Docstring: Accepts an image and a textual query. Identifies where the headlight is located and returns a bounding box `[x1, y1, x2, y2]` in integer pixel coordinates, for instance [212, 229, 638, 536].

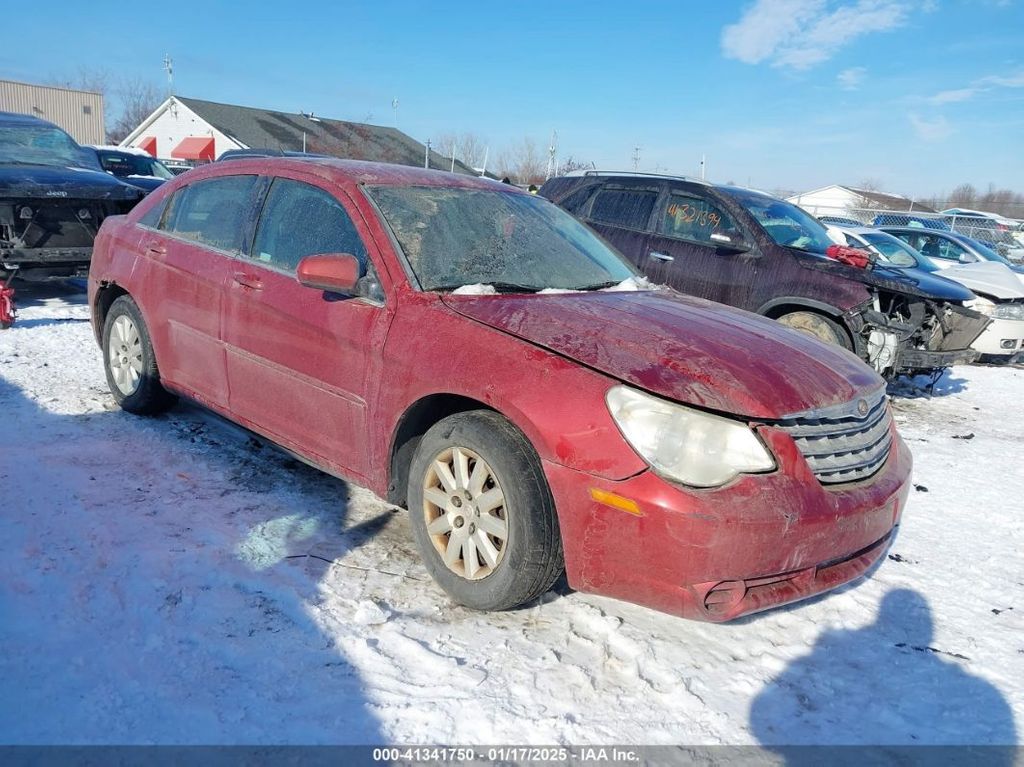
[991, 302, 1024, 321]
[605, 385, 775, 488]
[965, 296, 994, 316]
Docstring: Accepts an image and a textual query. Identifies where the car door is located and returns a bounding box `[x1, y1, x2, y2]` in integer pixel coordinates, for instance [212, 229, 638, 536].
[580, 184, 660, 272]
[139, 174, 259, 409]
[222, 173, 392, 479]
[643, 190, 759, 308]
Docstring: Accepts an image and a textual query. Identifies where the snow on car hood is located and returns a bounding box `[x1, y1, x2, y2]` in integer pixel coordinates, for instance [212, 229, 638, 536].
[941, 261, 1024, 300]
[442, 290, 882, 419]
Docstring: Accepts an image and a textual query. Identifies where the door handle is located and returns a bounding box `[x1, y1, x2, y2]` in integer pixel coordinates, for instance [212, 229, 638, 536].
[233, 272, 263, 290]
[649, 251, 674, 262]
[145, 243, 167, 257]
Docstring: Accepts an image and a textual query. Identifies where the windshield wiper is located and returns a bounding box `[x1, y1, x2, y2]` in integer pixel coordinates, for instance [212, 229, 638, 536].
[431, 281, 542, 294]
[573, 280, 625, 291]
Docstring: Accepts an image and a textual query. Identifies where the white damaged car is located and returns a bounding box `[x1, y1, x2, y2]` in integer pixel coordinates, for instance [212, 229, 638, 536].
[830, 226, 1024, 361]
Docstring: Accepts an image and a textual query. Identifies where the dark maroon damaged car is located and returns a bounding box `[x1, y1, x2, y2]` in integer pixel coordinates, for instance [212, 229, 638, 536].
[540, 172, 989, 379]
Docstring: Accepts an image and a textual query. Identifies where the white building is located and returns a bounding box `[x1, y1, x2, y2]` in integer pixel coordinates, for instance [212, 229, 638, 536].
[119, 95, 477, 173]
[787, 185, 936, 221]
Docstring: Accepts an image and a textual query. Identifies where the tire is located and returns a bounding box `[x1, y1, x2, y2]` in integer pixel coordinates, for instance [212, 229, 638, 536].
[407, 410, 564, 611]
[102, 295, 176, 415]
[776, 310, 852, 350]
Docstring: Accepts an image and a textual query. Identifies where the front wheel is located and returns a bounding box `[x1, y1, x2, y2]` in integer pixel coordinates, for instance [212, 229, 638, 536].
[407, 410, 564, 611]
[776, 310, 852, 350]
[102, 295, 176, 415]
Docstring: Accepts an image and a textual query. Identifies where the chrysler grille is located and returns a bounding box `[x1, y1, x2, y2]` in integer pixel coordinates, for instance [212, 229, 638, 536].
[773, 390, 893, 485]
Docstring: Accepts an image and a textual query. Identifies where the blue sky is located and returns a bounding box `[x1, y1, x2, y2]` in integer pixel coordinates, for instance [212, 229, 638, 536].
[2, 0, 1021, 198]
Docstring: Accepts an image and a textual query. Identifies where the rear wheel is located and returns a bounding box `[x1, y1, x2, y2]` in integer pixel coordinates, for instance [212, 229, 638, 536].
[776, 310, 851, 350]
[102, 295, 176, 415]
[407, 410, 564, 611]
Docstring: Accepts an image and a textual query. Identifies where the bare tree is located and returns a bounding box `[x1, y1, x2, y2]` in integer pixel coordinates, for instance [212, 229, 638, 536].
[946, 183, 977, 208]
[433, 131, 488, 170]
[856, 178, 883, 191]
[558, 156, 595, 174]
[497, 137, 546, 185]
[107, 78, 162, 143]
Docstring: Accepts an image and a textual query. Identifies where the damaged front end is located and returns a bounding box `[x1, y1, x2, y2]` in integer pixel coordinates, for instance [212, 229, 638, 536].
[857, 291, 989, 378]
[0, 197, 137, 282]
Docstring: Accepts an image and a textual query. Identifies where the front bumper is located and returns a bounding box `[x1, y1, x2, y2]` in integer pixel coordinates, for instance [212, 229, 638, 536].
[544, 426, 912, 622]
[1, 246, 92, 280]
[971, 317, 1024, 357]
[895, 347, 978, 372]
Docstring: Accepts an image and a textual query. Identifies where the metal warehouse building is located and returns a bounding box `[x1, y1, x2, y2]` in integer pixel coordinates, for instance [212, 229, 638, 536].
[0, 79, 105, 144]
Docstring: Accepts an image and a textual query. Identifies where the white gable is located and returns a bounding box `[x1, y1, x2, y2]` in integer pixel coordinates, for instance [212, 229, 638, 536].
[118, 97, 245, 162]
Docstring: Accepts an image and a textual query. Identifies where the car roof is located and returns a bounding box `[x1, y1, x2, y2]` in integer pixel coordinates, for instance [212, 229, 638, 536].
[0, 110, 60, 129]
[834, 225, 878, 236]
[180, 156, 518, 192]
[563, 169, 711, 186]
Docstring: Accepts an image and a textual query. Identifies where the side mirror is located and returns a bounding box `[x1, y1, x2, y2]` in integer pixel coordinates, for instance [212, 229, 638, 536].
[297, 253, 362, 294]
[958, 253, 977, 264]
[710, 232, 751, 253]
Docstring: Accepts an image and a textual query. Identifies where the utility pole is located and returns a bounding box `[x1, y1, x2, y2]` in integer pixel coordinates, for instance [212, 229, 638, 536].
[163, 55, 174, 98]
[424, 139, 431, 169]
[392, 98, 399, 128]
[546, 130, 558, 180]
[480, 146, 489, 177]
[632, 146, 641, 172]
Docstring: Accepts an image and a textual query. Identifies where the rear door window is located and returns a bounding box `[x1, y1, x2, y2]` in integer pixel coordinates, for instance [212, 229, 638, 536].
[588, 188, 658, 230]
[896, 232, 964, 263]
[164, 175, 258, 252]
[250, 178, 368, 273]
[661, 193, 740, 246]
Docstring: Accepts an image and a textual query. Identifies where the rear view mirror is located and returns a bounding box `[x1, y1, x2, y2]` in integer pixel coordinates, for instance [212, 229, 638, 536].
[297, 253, 362, 294]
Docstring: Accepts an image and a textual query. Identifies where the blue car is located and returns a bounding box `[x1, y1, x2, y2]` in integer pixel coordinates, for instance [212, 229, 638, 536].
[880, 227, 1024, 276]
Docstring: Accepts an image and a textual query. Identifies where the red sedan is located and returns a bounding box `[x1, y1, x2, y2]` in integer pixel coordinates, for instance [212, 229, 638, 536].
[88, 158, 912, 622]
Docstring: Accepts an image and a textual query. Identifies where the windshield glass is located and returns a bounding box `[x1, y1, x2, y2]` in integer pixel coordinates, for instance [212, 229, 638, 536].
[98, 151, 174, 179]
[968, 237, 1015, 266]
[0, 124, 97, 169]
[366, 185, 638, 292]
[722, 188, 835, 253]
[861, 232, 935, 271]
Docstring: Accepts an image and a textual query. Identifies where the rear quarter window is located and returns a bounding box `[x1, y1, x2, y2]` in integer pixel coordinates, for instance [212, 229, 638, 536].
[588, 188, 658, 230]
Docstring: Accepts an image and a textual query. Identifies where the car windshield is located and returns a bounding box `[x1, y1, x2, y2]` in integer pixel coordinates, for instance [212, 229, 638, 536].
[967, 237, 1015, 266]
[722, 188, 835, 253]
[0, 124, 98, 169]
[366, 185, 638, 292]
[98, 151, 174, 179]
[861, 232, 935, 271]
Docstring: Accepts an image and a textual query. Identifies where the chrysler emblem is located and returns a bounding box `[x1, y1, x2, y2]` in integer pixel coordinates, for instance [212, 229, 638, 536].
[857, 399, 869, 416]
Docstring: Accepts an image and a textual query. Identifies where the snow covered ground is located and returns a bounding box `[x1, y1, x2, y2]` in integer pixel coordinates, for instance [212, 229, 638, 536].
[1, 283, 1021, 747]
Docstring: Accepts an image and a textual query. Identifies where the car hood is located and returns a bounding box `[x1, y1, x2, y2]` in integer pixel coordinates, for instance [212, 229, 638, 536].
[875, 265, 975, 301]
[117, 174, 166, 193]
[0, 164, 143, 201]
[941, 261, 1024, 299]
[791, 248, 961, 301]
[442, 290, 882, 419]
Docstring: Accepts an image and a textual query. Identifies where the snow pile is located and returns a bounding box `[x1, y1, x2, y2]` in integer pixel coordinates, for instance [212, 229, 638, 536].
[0, 283, 1020, 746]
[451, 284, 497, 295]
[92, 144, 152, 156]
[602, 275, 660, 292]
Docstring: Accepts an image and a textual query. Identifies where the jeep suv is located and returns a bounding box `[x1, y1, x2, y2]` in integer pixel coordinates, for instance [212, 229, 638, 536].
[540, 172, 988, 378]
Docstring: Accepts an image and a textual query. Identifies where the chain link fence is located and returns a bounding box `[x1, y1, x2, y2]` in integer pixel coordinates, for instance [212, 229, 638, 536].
[791, 201, 1024, 259]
